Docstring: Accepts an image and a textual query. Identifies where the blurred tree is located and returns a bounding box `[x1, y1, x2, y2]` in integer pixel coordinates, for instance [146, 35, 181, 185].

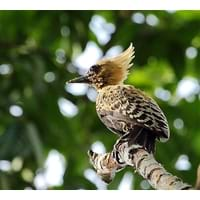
[0, 11, 199, 189]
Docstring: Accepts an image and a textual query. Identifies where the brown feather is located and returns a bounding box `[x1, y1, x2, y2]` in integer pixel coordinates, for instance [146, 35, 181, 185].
[97, 43, 135, 84]
[96, 85, 170, 153]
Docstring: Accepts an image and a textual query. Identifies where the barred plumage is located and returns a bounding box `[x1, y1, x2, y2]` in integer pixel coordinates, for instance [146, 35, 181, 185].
[96, 85, 169, 152]
[68, 43, 170, 153]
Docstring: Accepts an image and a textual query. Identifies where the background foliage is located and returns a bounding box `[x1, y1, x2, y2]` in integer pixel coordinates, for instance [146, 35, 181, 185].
[0, 11, 200, 190]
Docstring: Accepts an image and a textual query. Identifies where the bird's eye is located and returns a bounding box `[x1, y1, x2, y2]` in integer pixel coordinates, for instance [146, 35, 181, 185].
[90, 65, 101, 73]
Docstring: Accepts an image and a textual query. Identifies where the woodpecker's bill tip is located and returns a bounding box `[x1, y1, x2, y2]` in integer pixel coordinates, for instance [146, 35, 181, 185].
[67, 76, 89, 84]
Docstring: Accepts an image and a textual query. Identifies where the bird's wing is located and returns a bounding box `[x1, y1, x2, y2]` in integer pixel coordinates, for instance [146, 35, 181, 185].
[96, 85, 169, 142]
[121, 86, 170, 141]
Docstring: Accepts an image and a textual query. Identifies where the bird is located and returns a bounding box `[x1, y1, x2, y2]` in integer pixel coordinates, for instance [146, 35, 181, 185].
[68, 43, 170, 153]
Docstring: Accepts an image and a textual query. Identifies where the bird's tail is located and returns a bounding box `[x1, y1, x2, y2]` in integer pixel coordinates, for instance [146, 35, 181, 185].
[127, 126, 156, 153]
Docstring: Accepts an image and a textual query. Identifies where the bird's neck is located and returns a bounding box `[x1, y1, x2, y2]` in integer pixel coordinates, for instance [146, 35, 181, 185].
[96, 84, 117, 92]
[96, 84, 126, 94]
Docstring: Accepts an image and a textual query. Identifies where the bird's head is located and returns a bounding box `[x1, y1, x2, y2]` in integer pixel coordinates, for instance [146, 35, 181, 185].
[68, 43, 135, 90]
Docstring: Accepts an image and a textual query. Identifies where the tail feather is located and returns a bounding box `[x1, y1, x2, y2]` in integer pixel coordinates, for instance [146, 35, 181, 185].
[127, 126, 156, 153]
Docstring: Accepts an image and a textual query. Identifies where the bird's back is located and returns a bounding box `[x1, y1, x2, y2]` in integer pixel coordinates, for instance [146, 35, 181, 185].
[96, 85, 169, 152]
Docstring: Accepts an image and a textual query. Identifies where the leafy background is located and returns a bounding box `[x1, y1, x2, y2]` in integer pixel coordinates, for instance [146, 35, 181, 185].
[0, 11, 200, 189]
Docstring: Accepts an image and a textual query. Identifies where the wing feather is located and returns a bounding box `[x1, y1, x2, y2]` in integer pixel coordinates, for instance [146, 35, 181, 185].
[96, 85, 170, 142]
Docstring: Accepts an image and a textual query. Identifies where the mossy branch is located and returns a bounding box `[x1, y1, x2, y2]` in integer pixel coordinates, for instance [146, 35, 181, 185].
[88, 140, 193, 190]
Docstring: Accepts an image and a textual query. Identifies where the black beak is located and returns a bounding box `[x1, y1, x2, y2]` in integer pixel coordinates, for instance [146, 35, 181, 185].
[67, 76, 90, 84]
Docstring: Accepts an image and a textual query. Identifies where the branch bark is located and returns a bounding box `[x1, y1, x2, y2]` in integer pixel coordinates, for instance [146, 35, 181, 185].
[195, 165, 200, 189]
[88, 141, 193, 190]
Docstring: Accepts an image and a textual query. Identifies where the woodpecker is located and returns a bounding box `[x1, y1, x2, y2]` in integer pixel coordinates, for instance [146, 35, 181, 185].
[68, 43, 170, 153]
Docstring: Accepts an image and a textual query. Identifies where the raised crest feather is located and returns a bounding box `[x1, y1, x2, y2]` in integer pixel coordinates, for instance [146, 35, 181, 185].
[97, 43, 135, 83]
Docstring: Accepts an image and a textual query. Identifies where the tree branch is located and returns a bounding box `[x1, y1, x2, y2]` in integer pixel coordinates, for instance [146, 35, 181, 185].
[195, 165, 200, 189]
[88, 141, 193, 190]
